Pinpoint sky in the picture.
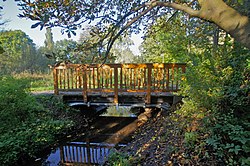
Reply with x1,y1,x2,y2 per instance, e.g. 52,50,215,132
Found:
0,1,143,55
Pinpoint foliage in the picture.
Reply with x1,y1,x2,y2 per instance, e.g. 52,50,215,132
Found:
0,30,49,74
141,13,190,63
53,39,78,62
107,150,131,166
14,0,250,52
0,76,37,133
177,39,250,165
206,112,250,165
15,0,246,36
204,52,250,165
138,6,250,164
0,76,74,166
0,30,36,73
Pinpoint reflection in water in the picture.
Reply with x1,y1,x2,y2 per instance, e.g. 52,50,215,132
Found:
44,141,125,166
101,106,140,117
42,107,142,166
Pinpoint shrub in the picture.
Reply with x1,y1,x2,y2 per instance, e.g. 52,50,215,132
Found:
0,76,74,165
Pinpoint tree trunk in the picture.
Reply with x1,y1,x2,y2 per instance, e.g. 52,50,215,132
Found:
198,0,250,49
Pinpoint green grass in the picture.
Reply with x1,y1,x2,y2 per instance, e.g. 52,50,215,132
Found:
13,71,54,91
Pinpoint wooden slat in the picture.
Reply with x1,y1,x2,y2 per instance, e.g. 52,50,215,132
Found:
59,70,62,89
63,69,66,89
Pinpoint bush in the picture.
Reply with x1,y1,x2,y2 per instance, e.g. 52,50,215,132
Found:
177,43,250,165
107,150,131,166
0,76,74,166
0,76,37,133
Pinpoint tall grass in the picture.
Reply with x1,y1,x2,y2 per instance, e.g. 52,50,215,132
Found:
13,71,54,91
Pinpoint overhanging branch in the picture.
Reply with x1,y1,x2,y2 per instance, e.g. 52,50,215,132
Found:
155,1,201,18
102,4,156,63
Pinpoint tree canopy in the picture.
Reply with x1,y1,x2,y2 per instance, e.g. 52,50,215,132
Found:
14,0,250,51
0,30,36,73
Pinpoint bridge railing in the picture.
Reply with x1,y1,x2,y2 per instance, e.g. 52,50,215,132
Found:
53,63,186,103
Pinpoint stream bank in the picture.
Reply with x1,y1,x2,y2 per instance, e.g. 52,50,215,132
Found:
108,108,219,166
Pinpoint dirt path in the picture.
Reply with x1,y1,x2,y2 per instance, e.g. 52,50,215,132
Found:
31,90,54,95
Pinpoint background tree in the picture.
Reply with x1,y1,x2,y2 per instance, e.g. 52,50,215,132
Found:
0,9,9,54
44,27,54,54
0,30,38,73
77,26,116,63
77,26,106,63
112,36,135,63
141,14,190,63
53,39,78,63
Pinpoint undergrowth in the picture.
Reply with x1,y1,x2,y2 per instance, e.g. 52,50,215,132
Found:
0,76,75,166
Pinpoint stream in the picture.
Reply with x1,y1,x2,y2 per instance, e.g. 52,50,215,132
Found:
28,106,143,166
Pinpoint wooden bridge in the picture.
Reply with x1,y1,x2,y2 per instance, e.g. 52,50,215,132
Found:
53,63,186,107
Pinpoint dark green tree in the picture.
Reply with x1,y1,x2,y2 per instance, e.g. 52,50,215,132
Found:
0,30,37,73
44,27,54,55
53,39,77,63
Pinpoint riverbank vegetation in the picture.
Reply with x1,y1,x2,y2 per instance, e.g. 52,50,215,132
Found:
0,76,78,166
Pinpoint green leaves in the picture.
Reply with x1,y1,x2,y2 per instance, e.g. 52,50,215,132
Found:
0,76,76,166
0,30,37,74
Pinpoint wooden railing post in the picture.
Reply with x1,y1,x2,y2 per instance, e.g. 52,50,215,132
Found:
53,67,59,95
182,64,186,73
82,65,88,103
114,66,118,104
146,64,152,104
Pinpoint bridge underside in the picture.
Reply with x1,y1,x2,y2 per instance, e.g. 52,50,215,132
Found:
60,91,182,110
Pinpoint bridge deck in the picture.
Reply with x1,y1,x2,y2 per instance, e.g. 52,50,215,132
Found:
53,63,186,106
